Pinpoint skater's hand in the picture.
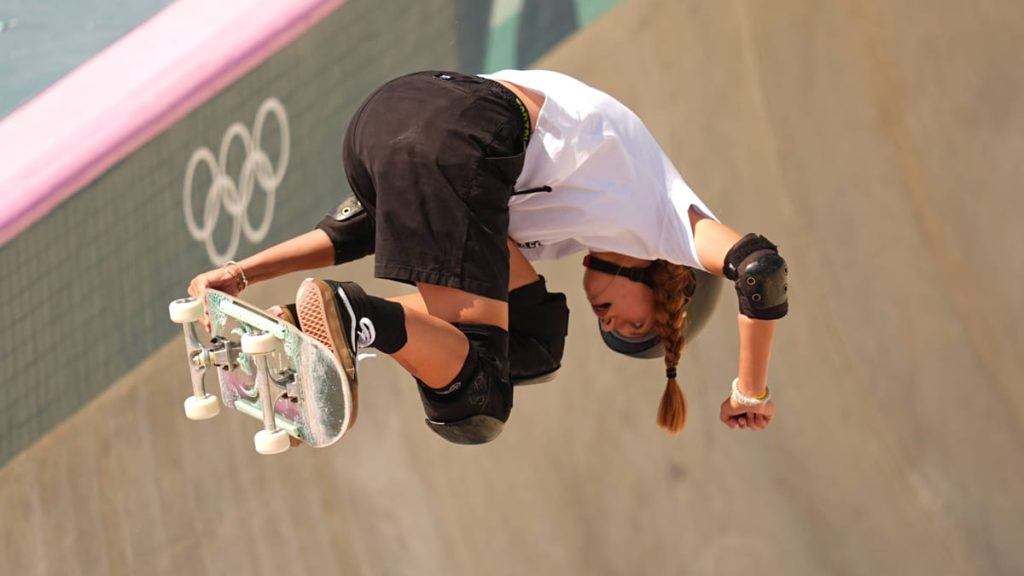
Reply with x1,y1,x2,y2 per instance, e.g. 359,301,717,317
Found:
188,265,245,331
720,395,775,431
188,266,241,298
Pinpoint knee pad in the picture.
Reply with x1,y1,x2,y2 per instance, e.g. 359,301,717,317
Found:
723,233,788,320
418,324,512,445
508,276,569,385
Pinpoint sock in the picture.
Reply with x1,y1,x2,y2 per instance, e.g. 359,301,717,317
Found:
336,282,408,354
361,296,407,354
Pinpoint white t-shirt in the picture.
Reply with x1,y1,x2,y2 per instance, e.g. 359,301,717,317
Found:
481,69,717,271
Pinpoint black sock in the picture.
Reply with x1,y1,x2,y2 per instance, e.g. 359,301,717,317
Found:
361,295,407,354
335,282,408,354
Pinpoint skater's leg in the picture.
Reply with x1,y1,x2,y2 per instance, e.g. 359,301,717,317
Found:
296,278,503,389
389,284,505,388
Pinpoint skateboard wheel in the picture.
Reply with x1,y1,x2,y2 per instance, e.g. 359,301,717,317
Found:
254,429,290,455
241,332,278,354
169,298,204,323
184,394,221,420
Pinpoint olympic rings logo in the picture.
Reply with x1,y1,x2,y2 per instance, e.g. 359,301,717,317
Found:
183,97,290,265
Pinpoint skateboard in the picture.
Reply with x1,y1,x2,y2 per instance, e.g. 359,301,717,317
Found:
168,289,354,455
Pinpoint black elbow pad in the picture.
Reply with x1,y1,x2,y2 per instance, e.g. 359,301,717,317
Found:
723,233,788,320
315,196,375,265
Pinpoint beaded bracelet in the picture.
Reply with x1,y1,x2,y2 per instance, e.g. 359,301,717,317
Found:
730,378,771,407
224,261,249,292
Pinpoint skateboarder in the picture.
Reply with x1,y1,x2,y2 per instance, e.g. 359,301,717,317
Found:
188,70,788,444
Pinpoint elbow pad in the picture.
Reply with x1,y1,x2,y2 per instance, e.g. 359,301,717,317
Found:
723,233,788,320
315,196,375,265
508,276,569,385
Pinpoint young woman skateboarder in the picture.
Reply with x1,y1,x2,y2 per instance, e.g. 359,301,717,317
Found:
188,69,788,445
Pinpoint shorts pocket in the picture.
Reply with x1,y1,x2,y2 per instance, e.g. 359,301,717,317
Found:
480,151,526,185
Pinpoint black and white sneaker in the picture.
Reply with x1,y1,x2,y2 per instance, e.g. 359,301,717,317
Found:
296,278,377,426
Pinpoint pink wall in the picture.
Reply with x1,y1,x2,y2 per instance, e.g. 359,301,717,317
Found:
0,0,345,246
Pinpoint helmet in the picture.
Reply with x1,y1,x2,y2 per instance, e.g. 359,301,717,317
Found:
597,266,722,359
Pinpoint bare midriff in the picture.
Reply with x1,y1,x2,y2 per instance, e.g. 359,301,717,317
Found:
495,80,545,133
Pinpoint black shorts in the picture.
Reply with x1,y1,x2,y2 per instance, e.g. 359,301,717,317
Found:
342,71,530,302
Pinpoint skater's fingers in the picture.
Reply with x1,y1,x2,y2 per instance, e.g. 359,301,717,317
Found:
188,273,209,299
721,410,738,429
751,413,768,430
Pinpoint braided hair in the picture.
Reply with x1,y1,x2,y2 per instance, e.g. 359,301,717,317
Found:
648,261,695,434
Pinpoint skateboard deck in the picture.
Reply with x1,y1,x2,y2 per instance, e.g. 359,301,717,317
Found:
168,289,354,454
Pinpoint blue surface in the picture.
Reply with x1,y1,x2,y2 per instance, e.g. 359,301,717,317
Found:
0,0,175,118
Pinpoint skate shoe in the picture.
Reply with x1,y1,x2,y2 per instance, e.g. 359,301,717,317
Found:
296,279,377,426
266,303,299,328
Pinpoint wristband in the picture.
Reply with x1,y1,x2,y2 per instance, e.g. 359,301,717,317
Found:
224,261,249,292
731,378,771,407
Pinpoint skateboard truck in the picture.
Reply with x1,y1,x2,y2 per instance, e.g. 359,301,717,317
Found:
169,298,221,420
240,332,291,455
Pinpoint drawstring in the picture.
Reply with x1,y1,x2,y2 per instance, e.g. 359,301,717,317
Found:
512,185,552,196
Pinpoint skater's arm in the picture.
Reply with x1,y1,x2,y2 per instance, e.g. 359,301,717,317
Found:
235,229,335,284
691,208,776,393
691,209,779,429
188,230,334,299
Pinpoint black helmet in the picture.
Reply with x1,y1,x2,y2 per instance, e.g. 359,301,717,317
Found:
583,255,722,358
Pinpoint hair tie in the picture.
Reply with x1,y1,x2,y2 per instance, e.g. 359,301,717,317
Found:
666,367,677,379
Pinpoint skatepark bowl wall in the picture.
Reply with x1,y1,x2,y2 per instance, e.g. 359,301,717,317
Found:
0,0,619,469
3,0,1024,574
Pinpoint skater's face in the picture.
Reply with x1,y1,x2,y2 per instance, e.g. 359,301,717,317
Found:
582,268,656,340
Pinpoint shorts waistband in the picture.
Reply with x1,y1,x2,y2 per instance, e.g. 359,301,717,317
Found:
482,78,532,147
428,71,531,147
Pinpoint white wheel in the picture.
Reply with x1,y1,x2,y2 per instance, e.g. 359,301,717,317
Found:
241,332,278,354
184,394,220,420
254,429,290,455
169,298,204,323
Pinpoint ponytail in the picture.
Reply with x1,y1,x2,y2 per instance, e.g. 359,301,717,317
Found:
649,262,694,434
657,369,687,434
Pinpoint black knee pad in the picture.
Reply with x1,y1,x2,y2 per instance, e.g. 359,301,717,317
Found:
508,276,569,385
417,324,512,445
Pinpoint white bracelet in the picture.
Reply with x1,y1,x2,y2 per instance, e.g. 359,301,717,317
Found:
731,378,771,407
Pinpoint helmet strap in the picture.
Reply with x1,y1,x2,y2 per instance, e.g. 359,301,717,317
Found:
582,254,655,288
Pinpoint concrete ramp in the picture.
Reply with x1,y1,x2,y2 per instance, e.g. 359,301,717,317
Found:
3,0,1022,574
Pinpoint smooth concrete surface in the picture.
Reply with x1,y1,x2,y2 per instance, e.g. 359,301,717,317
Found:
2,0,1022,574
